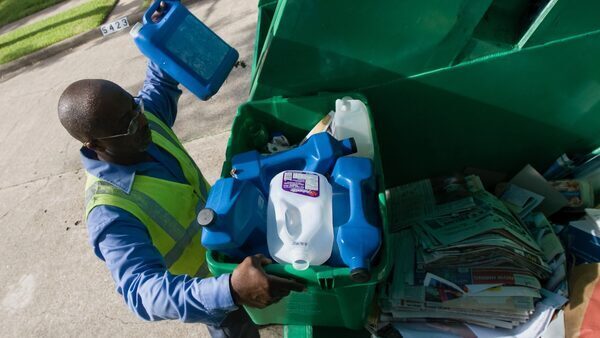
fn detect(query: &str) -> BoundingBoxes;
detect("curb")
[0,10,145,81]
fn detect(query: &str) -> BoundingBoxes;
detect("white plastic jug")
[331,97,375,159]
[267,170,334,270]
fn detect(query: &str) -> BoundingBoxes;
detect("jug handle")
[278,204,298,243]
[143,0,175,25]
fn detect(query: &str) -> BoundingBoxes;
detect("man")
[57,57,304,336]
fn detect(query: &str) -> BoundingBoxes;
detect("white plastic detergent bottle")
[331,97,375,160]
[267,170,333,270]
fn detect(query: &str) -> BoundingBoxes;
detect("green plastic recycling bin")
[248,0,600,188]
[206,92,392,330]
[206,0,600,335]
[250,0,600,101]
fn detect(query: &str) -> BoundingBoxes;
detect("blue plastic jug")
[327,157,381,283]
[131,0,239,100]
[198,178,269,260]
[231,132,357,195]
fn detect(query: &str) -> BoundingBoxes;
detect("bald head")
[57,79,132,142]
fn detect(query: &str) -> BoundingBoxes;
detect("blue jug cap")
[350,268,370,283]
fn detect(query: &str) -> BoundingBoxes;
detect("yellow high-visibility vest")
[85,112,211,277]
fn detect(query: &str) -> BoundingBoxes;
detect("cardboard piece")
[509,165,569,216]
[565,263,600,338]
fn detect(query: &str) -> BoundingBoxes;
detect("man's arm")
[138,61,182,128]
[88,206,305,321]
[89,207,236,324]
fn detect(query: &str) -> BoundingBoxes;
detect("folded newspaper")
[379,174,567,333]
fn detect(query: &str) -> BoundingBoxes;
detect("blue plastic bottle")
[231,132,357,195]
[131,1,239,100]
[327,157,381,283]
[198,178,269,260]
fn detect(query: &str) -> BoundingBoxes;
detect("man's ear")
[84,140,105,152]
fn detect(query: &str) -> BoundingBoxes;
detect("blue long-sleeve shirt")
[83,61,237,324]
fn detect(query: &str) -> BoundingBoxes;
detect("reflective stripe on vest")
[84,112,210,277]
[144,112,211,200]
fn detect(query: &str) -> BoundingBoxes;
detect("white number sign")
[100,17,129,36]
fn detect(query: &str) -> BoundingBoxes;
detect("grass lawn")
[0,0,67,28]
[0,0,117,65]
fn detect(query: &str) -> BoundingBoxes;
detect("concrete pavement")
[0,0,281,336]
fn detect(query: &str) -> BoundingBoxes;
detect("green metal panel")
[250,0,600,99]
[458,0,600,60]
[522,0,600,48]
[283,324,371,338]
[250,0,278,85]
[284,325,312,338]
[250,0,494,100]
[363,29,600,188]
[247,0,600,188]
[453,0,553,62]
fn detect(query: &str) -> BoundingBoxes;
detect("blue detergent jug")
[198,178,269,260]
[327,157,381,283]
[231,132,357,195]
[130,0,239,100]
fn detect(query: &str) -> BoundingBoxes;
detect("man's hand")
[151,1,168,23]
[230,254,306,308]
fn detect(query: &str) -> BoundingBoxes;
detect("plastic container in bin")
[206,92,391,329]
[131,0,239,100]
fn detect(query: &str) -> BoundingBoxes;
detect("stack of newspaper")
[381,175,558,329]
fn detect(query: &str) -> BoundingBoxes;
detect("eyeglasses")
[95,97,144,140]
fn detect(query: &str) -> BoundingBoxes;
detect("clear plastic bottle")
[267,170,333,270]
[331,97,375,159]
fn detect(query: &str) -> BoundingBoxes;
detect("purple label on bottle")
[282,171,320,198]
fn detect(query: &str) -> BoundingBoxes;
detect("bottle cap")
[197,208,216,227]
[292,259,310,271]
[129,22,143,38]
[350,268,370,283]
